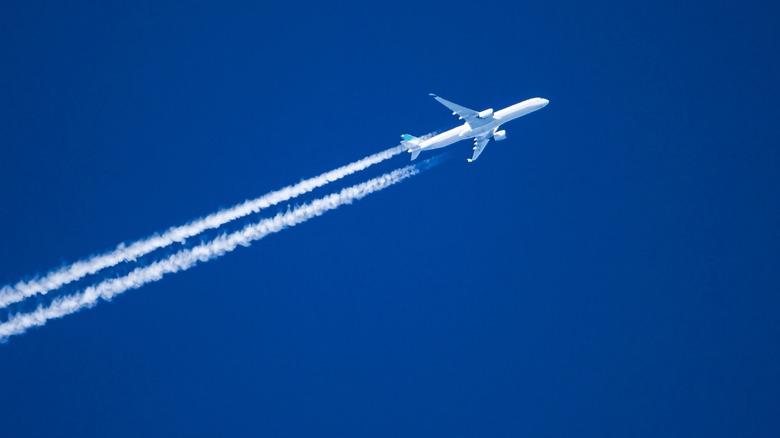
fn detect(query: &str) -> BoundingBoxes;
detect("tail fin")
[401,134,423,161]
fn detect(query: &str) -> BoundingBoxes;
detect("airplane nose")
[540,98,549,107]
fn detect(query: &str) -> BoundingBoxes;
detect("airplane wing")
[468,136,491,162]
[429,93,478,122]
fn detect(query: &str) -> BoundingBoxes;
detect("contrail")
[0,145,406,309]
[0,159,437,342]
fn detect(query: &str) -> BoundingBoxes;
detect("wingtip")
[467,158,473,163]
[428,93,437,97]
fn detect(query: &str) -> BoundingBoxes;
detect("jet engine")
[478,108,494,119]
[493,130,507,141]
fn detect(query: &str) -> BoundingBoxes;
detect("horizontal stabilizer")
[402,133,423,160]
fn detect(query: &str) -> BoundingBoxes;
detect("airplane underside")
[401,94,548,162]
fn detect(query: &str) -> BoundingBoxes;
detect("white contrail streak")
[0,159,435,342]
[0,145,406,309]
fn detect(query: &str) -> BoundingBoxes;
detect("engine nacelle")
[493,130,507,141]
[478,108,494,119]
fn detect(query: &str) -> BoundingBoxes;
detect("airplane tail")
[401,134,423,161]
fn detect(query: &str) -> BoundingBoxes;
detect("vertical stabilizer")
[401,134,423,161]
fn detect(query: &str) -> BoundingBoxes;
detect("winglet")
[428,94,478,121]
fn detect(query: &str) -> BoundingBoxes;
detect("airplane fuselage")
[419,97,549,152]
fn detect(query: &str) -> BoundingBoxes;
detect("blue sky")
[1,1,779,436]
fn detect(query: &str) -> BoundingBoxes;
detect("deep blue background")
[1,1,779,436]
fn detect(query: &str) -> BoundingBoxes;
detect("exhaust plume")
[0,145,406,309]
[0,159,437,342]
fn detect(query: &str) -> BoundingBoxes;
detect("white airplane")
[402,94,549,162]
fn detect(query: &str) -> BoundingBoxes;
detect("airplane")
[401,94,549,162]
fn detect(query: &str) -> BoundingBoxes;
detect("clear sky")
[1,1,779,436]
